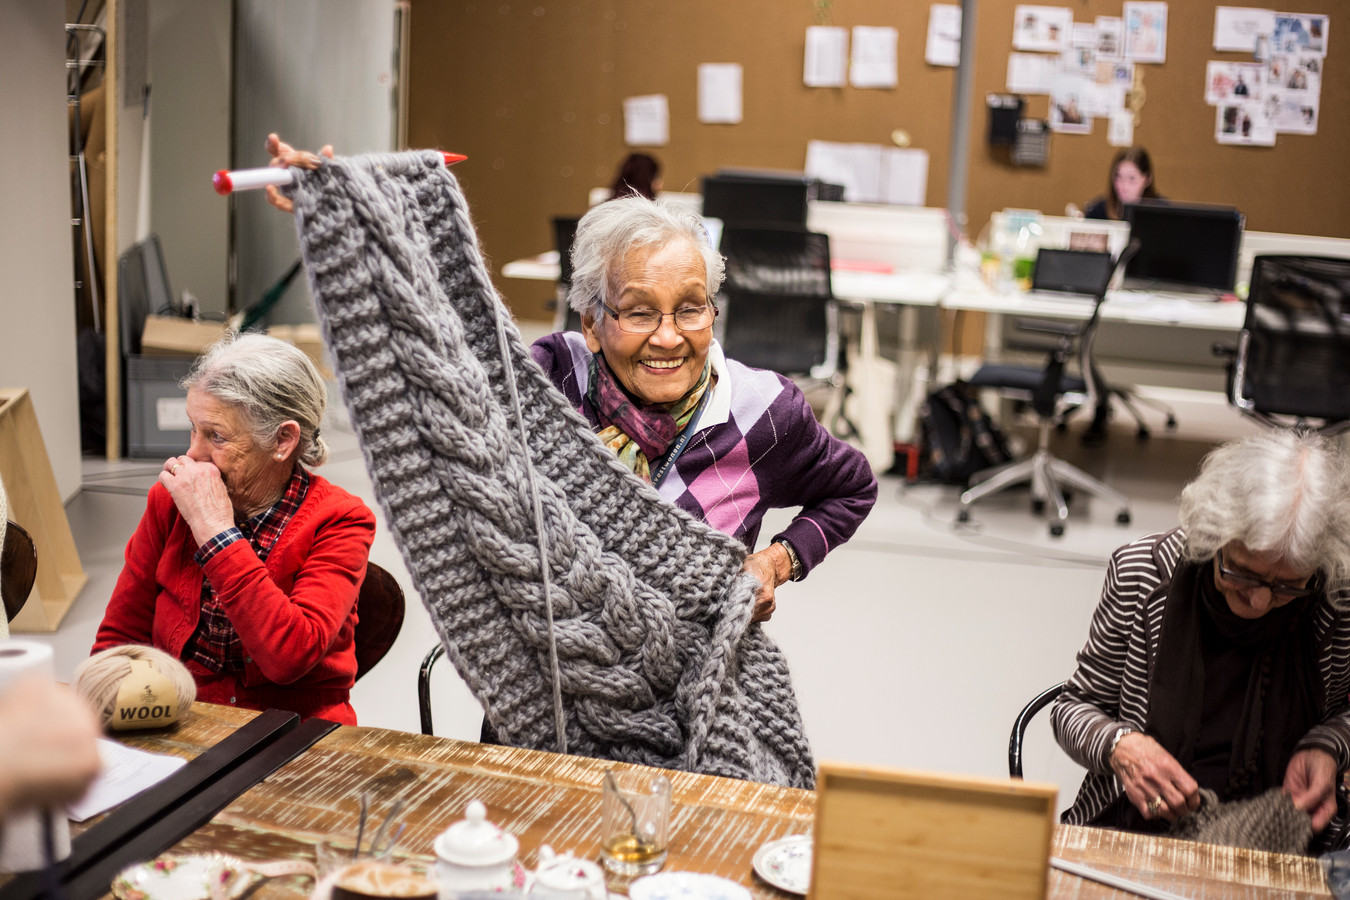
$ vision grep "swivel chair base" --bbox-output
[956,423,1131,537]
[1082,389,1179,443]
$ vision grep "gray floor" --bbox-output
[28,351,1263,817]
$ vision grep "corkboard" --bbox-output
[408,0,1348,322]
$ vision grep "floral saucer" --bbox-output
[751,834,812,895]
[112,854,250,900]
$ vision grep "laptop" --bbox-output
[1029,247,1115,300]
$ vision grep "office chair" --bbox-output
[551,216,583,334]
[718,226,858,439]
[1009,681,1066,778]
[418,642,447,735]
[353,563,405,681]
[957,245,1138,537]
[1214,255,1350,437]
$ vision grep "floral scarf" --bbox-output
[587,352,714,483]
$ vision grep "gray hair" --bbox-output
[567,195,725,321]
[1179,429,1350,590]
[182,332,330,467]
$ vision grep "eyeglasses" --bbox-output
[602,303,717,335]
[1215,549,1317,600]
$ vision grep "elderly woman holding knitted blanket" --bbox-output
[95,334,375,726]
[1053,430,1350,852]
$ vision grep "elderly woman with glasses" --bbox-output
[1052,430,1350,850]
[533,196,877,623]
[94,334,376,725]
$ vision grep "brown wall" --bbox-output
[409,0,1350,321]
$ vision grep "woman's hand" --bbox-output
[742,544,792,623]
[263,133,333,213]
[1284,748,1338,833]
[1109,731,1201,823]
[161,455,236,547]
[0,678,101,815]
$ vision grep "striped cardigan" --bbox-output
[1052,528,1350,844]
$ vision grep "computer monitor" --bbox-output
[118,234,174,356]
[700,173,810,229]
[1122,200,1244,294]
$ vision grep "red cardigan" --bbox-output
[94,473,376,725]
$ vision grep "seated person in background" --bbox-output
[1084,146,1161,220]
[95,334,375,725]
[1052,430,1350,851]
[608,152,662,201]
[0,678,100,816]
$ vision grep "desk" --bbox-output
[104,703,1330,899]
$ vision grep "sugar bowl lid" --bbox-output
[434,800,519,867]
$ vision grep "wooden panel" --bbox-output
[0,389,87,631]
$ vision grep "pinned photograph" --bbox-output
[1062,45,1096,74]
[1050,74,1093,133]
[1013,5,1073,52]
[1205,61,1265,105]
[1096,16,1124,60]
[1123,2,1168,64]
[1267,91,1319,135]
[1273,13,1328,56]
[1215,100,1276,146]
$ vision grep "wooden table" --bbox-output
[107,703,1331,899]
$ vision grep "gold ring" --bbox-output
[1147,795,1164,816]
[170,464,183,475]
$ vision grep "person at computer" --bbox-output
[1052,430,1350,852]
[1083,147,1161,221]
[608,152,662,201]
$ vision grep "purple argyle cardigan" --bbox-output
[532,333,877,577]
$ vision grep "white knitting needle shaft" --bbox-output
[1051,857,1194,900]
[213,152,468,195]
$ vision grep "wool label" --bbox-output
[112,659,179,730]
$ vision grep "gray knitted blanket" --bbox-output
[1170,788,1312,855]
[287,151,815,788]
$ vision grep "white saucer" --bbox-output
[751,834,812,895]
[112,854,250,900]
[629,871,751,900]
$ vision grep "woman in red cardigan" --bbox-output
[94,334,375,725]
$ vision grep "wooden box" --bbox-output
[810,762,1058,899]
[0,389,88,631]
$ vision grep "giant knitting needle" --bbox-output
[1051,857,1194,900]
[212,152,468,195]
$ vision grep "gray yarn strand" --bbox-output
[287,151,815,787]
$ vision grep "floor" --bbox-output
[28,333,1264,817]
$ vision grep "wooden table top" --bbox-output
[104,703,1331,899]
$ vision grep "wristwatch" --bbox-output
[777,540,804,583]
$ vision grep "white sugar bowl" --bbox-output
[433,800,528,896]
[529,845,606,900]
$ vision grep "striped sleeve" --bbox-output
[1296,589,1350,771]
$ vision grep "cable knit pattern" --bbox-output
[286,151,815,788]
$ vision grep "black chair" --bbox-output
[2,521,37,624]
[1215,255,1350,436]
[551,216,583,334]
[1009,681,1066,778]
[957,246,1138,537]
[418,642,447,735]
[717,226,856,438]
[353,563,405,681]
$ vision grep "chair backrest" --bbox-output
[1230,255,1350,433]
[1,521,37,623]
[1009,681,1066,778]
[718,227,837,377]
[353,562,405,681]
[418,642,447,735]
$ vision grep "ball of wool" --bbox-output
[73,645,197,729]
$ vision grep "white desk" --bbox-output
[944,284,1246,331]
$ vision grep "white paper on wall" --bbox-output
[1096,17,1124,60]
[1006,52,1057,94]
[805,26,849,87]
[1071,22,1097,47]
[1013,5,1073,52]
[881,148,930,206]
[806,140,884,202]
[1123,1,1168,63]
[1205,61,1266,105]
[1215,99,1276,145]
[698,64,742,124]
[1273,13,1328,56]
[1213,7,1276,52]
[1268,91,1319,134]
[851,26,899,88]
[623,94,669,146]
[1108,111,1135,146]
[1050,72,1094,133]
[926,4,962,66]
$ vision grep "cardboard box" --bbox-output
[267,323,333,379]
[141,315,229,356]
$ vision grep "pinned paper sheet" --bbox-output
[926,5,962,66]
[1096,16,1124,60]
[1013,5,1073,52]
[698,64,742,124]
[1123,1,1168,63]
[623,94,669,147]
[1108,110,1135,146]
[1007,52,1057,94]
[1214,6,1276,52]
[851,26,898,88]
[805,140,928,205]
[805,26,848,87]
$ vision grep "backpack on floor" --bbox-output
[918,382,1013,485]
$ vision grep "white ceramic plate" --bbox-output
[629,871,751,900]
[111,854,250,900]
[751,834,812,895]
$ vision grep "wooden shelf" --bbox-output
[0,389,88,631]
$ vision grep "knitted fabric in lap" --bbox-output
[287,151,815,788]
[1170,788,1313,855]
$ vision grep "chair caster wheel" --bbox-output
[1049,523,1065,537]
[1166,415,1178,430]
[1117,510,1131,525]
[1031,499,1046,515]
[1136,427,1150,440]
[957,508,971,523]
